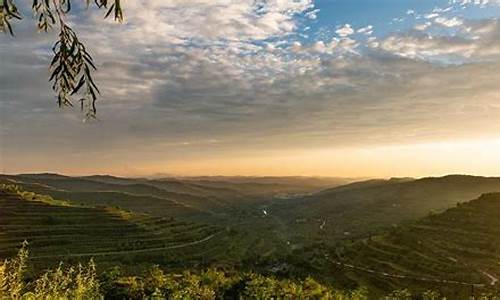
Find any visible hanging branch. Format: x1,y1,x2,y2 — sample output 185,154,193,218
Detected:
50,23,100,117
1,0,124,118
0,0,22,35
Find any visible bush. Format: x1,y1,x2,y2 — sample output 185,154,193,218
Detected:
0,241,29,299
0,243,101,300
2,243,493,300
383,289,412,300
32,260,100,299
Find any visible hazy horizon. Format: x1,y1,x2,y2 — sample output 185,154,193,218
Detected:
2,169,499,181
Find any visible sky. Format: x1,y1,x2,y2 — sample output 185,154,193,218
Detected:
2,0,500,178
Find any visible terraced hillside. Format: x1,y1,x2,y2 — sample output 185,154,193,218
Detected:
0,174,347,222
0,187,224,271
0,174,221,213
270,175,500,247
331,193,500,297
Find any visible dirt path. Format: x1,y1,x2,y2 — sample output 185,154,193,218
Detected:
324,254,484,287
481,270,499,286
30,232,222,260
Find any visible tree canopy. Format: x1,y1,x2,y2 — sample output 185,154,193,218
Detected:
1,0,124,118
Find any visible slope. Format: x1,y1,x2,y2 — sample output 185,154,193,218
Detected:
271,175,500,245
330,193,500,297
0,186,223,271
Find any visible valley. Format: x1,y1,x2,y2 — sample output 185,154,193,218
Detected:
1,173,500,298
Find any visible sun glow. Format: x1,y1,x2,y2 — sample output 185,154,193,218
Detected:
132,137,500,178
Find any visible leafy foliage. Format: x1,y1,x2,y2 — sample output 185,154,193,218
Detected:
1,0,124,117
32,260,100,299
0,243,101,299
0,241,29,299
2,243,500,299
51,23,99,117
383,289,412,300
0,0,22,35
0,183,71,206
96,265,371,299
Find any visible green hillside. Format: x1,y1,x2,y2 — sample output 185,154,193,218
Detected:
323,193,500,298
4,173,500,299
0,186,225,271
1,175,222,212
0,174,345,221
270,175,500,246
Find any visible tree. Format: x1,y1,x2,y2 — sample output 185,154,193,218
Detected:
0,0,124,118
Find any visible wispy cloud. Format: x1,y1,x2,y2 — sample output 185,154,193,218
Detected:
1,0,500,175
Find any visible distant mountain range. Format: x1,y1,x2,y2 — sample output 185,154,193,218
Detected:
0,173,353,220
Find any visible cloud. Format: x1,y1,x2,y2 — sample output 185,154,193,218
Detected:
335,24,354,37
424,13,440,19
119,0,315,43
376,19,500,62
414,22,432,31
452,0,500,7
291,37,360,55
1,1,500,175
357,25,374,35
434,16,464,27
377,34,476,60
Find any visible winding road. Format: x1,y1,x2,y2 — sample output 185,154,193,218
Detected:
481,270,499,286
30,232,222,260
323,254,485,287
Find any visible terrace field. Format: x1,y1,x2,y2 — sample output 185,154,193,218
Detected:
325,193,500,298
0,187,228,272
3,174,500,298
270,175,500,247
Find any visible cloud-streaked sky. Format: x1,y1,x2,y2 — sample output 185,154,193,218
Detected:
2,0,500,177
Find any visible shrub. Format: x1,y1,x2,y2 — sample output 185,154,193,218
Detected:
33,260,101,299
383,289,412,300
0,241,29,299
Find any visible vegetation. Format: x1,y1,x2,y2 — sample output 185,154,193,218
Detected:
1,243,100,299
331,193,500,297
3,244,482,299
0,174,339,215
1,0,124,117
3,175,500,298
271,175,500,246
0,184,221,270
0,243,365,299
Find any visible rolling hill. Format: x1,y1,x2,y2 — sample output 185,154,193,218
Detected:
269,175,500,245
1,175,223,211
0,174,349,219
4,172,500,298
326,192,500,298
